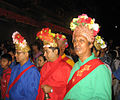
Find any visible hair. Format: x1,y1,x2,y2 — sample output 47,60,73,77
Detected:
49,47,60,55
38,54,46,61
7,47,15,54
32,41,41,50
1,53,12,62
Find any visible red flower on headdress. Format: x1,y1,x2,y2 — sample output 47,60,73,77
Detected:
93,28,100,36
15,34,24,43
36,28,54,43
37,28,50,40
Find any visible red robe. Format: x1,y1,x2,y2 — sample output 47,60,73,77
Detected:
37,56,72,100
1,68,11,99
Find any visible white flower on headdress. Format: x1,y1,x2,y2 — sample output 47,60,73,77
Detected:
101,43,107,49
19,40,27,48
95,35,107,49
92,23,99,31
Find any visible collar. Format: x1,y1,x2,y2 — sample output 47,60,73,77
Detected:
78,53,96,66
61,53,66,59
19,58,33,71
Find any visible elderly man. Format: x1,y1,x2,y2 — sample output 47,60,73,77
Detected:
64,14,111,100
6,31,40,100
36,28,72,100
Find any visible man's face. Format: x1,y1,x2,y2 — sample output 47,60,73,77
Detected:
73,35,92,57
15,50,27,63
44,47,58,62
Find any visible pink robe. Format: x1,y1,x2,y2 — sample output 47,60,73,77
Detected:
37,56,72,100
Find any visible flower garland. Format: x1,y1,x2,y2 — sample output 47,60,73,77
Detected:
36,28,55,43
12,31,27,48
95,35,107,49
55,33,68,48
36,28,58,47
70,14,100,36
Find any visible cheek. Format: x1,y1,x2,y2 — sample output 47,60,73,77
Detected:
1,61,7,66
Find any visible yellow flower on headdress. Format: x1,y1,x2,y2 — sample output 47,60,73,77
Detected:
70,14,100,36
94,35,107,50
37,28,57,48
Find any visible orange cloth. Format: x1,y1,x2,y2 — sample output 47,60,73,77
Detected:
62,54,75,68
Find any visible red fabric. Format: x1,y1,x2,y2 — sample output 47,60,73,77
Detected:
1,68,11,99
36,56,72,100
62,56,72,69
6,65,35,98
66,59,104,95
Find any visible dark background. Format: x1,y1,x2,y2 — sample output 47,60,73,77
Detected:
0,0,120,45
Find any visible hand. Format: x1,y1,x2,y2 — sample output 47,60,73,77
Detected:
41,85,52,93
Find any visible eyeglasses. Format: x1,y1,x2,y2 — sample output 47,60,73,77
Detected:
15,52,24,55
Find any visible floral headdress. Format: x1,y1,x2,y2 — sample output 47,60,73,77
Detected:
12,31,30,52
55,33,68,48
70,14,100,43
36,28,57,47
94,35,107,50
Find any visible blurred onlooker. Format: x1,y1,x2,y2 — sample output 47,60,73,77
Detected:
31,41,43,66
69,43,78,63
37,54,47,72
0,54,12,100
7,47,17,69
55,33,75,68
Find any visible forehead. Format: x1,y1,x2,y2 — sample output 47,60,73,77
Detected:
38,56,44,59
44,47,51,51
73,34,88,41
1,58,8,61
15,49,23,52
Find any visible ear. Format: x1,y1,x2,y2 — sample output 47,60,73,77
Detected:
54,49,58,55
96,51,100,57
8,61,12,65
25,52,29,57
89,43,93,49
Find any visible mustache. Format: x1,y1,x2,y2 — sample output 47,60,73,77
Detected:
74,46,81,51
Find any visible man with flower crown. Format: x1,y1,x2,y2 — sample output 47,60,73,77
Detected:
64,14,111,100
54,33,75,68
36,28,72,100
5,32,40,100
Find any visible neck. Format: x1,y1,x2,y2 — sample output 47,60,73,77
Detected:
79,52,92,62
20,58,29,66
51,55,59,62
